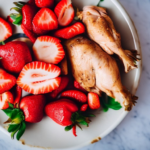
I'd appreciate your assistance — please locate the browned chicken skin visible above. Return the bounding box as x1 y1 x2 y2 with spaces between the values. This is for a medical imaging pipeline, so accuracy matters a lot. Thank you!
80 6 139 73
65 36 137 111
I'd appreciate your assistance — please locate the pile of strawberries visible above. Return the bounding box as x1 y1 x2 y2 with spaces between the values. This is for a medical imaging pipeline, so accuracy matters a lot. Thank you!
0 0 100 140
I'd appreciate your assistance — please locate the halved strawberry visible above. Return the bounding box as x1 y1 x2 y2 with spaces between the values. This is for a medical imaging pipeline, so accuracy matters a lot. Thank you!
61 90 87 103
80 104 88 112
0 69 16 94
88 92 100 110
7 16 14 24
49 76 69 99
33 36 65 64
74 81 86 92
21 24 37 43
0 17 12 42
17 61 61 94
0 91 14 109
54 0 74 26
35 0 54 8
32 23 48 35
32 8 58 31
54 22 85 39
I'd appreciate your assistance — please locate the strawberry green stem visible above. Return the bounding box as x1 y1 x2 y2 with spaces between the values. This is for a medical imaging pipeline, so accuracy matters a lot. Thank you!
2 103 26 140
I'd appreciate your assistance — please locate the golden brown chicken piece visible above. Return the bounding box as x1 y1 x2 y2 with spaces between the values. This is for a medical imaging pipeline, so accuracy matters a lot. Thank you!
64 36 137 111
79 6 139 73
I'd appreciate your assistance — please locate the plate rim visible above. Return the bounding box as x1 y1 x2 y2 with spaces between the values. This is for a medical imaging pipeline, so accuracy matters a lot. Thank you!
0 0 142 149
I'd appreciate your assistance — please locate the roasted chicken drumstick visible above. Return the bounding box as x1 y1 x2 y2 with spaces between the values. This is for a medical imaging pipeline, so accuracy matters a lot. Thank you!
79 6 139 73
65 36 137 111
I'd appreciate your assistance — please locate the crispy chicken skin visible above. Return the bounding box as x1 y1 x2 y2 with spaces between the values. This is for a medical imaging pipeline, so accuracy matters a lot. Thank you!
80 6 139 73
64 36 137 111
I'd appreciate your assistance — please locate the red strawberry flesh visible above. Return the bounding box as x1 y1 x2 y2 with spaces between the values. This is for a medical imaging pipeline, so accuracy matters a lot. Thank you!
61 90 87 103
0 68 16 94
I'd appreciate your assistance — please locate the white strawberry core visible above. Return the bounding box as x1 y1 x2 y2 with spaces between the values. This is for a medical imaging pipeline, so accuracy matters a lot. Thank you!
33 39 59 63
59 6 74 26
0 22 8 42
0 79 10 84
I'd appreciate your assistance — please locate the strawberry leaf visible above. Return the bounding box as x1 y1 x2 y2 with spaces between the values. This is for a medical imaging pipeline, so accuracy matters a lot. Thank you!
2 108 14 118
97 0 104 6
8 124 20 133
79 121 88 126
10 7 22 14
13 16 22 25
65 125 73 131
0 41 5 45
13 2 26 9
8 102 14 109
16 121 26 140
11 124 21 139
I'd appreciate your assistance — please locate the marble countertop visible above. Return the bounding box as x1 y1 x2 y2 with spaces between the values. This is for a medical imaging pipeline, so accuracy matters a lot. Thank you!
1 0 150 150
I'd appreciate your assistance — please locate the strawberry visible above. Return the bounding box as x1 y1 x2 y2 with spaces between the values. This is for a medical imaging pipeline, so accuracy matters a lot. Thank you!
0 41 32 74
13 85 22 108
27 0 36 6
2 95 45 140
0 91 14 109
17 61 61 94
0 68 16 94
32 23 48 35
7 16 14 24
35 0 54 8
20 95 46 123
10 2 38 30
88 92 100 110
61 90 87 103
0 17 12 42
45 99 91 136
74 81 86 92
54 0 74 26
33 36 65 64
54 22 85 39
49 76 69 99
21 24 37 43
80 104 88 112
32 8 58 31
22 4 38 30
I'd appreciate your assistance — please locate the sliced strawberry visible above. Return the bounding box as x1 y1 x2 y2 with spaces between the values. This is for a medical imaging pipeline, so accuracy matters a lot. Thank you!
17 61 61 94
32 23 48 35
74 81 86 92
54 0 74 26
0 17 12 42
35 0 54 8
61 90 87 103
49 76 69 99
54 22 85 39
14 85 22 108
7 16 14 24
33 36 65 64
22 4 38 31
0 69 16 94
32 8 58 31
88 92 100 110
0 91 14 109
21 24 37 43
80 104 88 112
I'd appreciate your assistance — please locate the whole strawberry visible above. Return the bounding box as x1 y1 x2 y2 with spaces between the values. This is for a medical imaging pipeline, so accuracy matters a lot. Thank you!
20 95 46 123
2 95 46 140
0 41 32 74
45 99 92 136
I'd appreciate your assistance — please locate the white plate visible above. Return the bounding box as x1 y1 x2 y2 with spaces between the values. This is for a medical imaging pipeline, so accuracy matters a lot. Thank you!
0 0 142 149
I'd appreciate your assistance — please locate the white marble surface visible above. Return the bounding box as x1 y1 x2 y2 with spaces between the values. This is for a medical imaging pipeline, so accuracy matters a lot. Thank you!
0 0 150 150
